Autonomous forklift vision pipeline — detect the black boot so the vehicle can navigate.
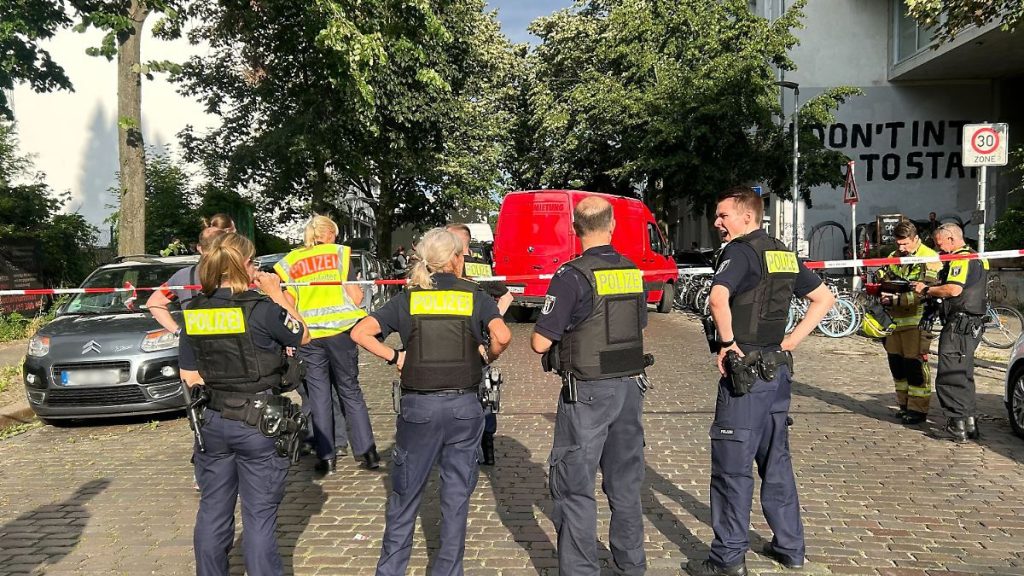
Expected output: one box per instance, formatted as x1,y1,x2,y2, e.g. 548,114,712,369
361,444,381,470
895,405,908,420
481,433,495,466
901,411,927,425
315,456,337,475
944,418,968,443
685,558,747,576
965,416,980,440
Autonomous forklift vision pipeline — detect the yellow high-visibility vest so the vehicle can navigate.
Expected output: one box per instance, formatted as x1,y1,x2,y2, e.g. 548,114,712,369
274,244,367,339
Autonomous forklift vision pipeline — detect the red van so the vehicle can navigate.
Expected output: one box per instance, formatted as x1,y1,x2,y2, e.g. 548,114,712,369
492,190,678,321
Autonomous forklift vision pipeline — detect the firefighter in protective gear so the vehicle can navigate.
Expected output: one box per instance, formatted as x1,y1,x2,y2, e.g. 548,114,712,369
875,220,941,425
178,233,310,576
350,228,511,576
275,215,378,473
531,196,649,576
913,223,988,443
685,187,835,576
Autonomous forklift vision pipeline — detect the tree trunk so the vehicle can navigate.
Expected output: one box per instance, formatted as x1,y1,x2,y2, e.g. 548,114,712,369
375,179,395,261
116,0,149,256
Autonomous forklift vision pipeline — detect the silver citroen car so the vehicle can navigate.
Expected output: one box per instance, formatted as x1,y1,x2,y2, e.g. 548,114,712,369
22,255,197,423
1006,332,1024,439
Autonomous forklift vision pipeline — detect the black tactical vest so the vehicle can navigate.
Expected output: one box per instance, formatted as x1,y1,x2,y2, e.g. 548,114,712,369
401,278,483,391
941,247,989,317
726,232,798,347
558,252,646,380
183,292,285,395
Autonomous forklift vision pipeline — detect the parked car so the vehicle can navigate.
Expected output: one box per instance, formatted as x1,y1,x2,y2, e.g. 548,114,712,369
22,255,198,423
674,249,716,271
1005,333,1024,438
493,190,678,321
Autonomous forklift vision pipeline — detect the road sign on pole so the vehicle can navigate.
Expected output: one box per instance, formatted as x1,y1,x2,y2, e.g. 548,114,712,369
843,161,859,205
963,123,1009,167
963,123,1009,252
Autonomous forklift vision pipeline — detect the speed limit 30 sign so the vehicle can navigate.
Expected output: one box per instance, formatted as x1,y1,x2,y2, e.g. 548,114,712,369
963,123,1009,167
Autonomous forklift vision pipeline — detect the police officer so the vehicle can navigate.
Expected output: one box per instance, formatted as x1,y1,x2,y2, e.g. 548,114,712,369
530,196,648,576
912,223,987,442
146,226,226,333
447,223,513,465
350,228,511,576
275,215,379,473
686,186,834,576
875,221,941,425
178,232,310,576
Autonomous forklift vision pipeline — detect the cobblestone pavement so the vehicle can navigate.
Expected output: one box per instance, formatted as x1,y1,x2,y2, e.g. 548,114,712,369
2,312,1023,576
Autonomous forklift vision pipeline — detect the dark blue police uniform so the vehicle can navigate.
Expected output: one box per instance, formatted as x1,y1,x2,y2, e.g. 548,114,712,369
465,254,510,464
705,230,820,570
535,245,648,576
179,288,304,576
370,273,501,576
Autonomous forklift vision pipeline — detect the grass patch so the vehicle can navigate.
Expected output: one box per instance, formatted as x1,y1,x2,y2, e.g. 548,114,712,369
0,420,41,441
0,365,20,395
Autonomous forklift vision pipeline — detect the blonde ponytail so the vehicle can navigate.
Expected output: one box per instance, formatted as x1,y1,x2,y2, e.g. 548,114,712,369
304,215,339,248
407,228,464,289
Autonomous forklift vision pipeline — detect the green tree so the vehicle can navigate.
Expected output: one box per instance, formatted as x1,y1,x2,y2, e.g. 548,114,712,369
176,0,519,256
0,0,74,118
144,152,200,254
0,122,98,286
905,0,1024,43
523,0,859,224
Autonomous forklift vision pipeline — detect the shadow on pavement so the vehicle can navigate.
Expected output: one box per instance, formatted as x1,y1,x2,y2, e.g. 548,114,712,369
0,478,111,575
791,379,1024,463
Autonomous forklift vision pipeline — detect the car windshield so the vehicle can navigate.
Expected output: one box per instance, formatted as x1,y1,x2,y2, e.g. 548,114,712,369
62,264,191,315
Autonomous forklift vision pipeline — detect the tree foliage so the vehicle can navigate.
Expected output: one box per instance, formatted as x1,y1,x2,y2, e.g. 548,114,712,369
519,0,860,221
176,0,521,256
906,0,1024,43
0,0,74,119
0,122,98,286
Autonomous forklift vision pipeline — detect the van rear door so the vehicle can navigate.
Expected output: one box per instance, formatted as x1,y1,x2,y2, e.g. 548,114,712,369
493,191,574,302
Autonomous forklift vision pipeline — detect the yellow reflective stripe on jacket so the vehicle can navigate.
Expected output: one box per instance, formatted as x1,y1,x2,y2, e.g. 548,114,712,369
594,269,643,295
276,243,365,337
464,262,492,278
410,291,474,316
765,251,798,274
183,308,246,335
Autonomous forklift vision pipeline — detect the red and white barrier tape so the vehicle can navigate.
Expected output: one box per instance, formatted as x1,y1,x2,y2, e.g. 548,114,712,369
2,248,1022,297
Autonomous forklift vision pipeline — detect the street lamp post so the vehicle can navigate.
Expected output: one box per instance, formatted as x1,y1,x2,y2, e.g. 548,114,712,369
775,80,800,254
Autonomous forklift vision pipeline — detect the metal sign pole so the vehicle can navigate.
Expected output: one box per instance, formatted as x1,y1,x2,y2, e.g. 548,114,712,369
978,164,987,252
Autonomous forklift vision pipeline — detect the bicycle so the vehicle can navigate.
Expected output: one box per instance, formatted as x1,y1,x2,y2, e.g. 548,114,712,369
981,303,1024,349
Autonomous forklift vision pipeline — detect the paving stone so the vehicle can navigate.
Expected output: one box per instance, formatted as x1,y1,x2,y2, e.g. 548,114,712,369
2,314,1024,574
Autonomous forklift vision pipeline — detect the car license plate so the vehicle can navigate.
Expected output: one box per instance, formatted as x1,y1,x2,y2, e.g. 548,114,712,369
507,286,525,294
61,369,120,386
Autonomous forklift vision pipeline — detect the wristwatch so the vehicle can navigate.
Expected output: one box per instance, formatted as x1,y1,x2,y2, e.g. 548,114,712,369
718,338,735,348
386,349,400,365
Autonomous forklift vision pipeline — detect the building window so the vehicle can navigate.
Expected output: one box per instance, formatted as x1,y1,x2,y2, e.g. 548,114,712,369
894,0,935,62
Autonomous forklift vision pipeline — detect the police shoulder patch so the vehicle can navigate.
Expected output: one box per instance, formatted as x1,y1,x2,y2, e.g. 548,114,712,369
282,312,302,334
715,259,731,275
541,295,557,315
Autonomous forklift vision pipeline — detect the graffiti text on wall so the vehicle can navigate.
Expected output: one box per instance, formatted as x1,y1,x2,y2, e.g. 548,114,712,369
811,120,978,182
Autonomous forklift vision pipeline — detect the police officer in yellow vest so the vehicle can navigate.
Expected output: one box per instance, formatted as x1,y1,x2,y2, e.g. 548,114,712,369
531,196,650,576
351,228,511,575
179,233,310,576
275,215,378,473
875,221,942,425
447,223,513,465
913,223,988,442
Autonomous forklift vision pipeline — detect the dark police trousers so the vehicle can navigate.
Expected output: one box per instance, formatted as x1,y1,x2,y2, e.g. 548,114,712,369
299,331,375,459
709,364,803,567
376,391,484,576
194,410,290,576
935,322,983,418
549,376,646,576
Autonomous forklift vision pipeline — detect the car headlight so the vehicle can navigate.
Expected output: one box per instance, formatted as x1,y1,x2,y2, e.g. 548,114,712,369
28,335,50,357
141,329,178,352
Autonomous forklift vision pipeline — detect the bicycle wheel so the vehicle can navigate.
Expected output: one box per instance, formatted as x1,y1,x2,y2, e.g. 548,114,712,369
786,299,803,334
817,299,855,338
982,305,1024,349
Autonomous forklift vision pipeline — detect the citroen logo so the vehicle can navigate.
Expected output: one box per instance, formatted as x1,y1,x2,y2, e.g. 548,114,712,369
82,340,101,355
